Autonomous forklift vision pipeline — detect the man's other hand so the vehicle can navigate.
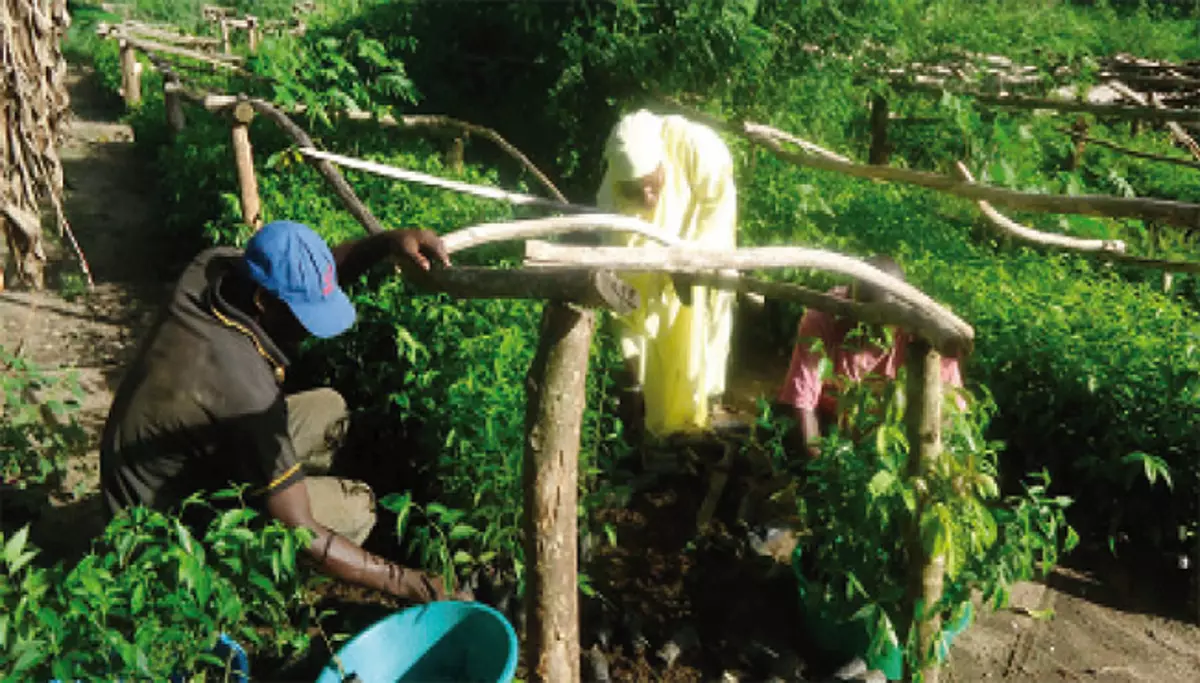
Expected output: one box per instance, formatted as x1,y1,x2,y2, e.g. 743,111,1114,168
389,229,451,273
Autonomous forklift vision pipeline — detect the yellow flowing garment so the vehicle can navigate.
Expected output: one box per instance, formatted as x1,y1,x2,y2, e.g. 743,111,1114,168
597,114,737,437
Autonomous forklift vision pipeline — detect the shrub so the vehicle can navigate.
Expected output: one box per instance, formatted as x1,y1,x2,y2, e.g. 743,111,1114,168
0,494,313,680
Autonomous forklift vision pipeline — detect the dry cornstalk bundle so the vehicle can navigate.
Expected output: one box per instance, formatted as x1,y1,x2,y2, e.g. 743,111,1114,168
1,0,71,289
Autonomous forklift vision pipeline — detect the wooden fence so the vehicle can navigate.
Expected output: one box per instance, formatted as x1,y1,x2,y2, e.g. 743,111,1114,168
99,17,1200,681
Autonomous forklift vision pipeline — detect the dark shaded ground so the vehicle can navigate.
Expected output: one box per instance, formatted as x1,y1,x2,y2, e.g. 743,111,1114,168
583,474,820,682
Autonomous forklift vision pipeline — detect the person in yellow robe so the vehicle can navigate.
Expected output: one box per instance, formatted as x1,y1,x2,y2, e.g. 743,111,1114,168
597,109,738,439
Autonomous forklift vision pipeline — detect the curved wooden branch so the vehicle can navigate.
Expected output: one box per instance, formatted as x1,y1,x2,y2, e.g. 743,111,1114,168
653,98,1200,230
393,115,568,203
953,162,1127,253
524,242,974,355
1054,126,1200,171
672,271,964,357
421,267,640,314
245,101,388,235
743,124,1200,230
441,215,682,255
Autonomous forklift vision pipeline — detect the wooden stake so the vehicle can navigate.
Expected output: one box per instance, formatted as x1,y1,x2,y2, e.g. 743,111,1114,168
446,135,465,173
164,78,186,136
904,339,945,683
230,100,262,229
119,40,141,107
1069,117,1089,171
523,302,592,683
220,18,231,55
869,93,890,165
246,15,259,53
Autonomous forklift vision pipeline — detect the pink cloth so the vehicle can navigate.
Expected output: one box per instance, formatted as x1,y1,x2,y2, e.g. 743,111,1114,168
778,287,965,415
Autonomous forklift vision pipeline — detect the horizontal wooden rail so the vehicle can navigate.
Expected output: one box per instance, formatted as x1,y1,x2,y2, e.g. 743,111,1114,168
653,100,1200,231
524,241,974,356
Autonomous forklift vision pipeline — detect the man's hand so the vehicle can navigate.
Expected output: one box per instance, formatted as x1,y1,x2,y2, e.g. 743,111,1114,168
384,565,476,602
388,229,451,273
386,565,448,602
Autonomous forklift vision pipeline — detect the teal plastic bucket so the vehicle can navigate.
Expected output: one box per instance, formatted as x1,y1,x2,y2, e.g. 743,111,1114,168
315,601,518,683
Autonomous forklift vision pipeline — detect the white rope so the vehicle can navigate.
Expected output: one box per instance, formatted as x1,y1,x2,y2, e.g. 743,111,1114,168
297,146,683,250
299,147,593,213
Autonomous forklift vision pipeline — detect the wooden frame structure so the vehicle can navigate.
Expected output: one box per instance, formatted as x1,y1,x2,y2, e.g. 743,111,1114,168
103,19,1200,680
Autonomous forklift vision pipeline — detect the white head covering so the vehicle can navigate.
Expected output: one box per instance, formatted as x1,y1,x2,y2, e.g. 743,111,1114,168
604,109,665,182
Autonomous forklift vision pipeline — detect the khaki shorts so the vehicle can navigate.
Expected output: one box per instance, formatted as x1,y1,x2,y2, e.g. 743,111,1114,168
285,388,376,546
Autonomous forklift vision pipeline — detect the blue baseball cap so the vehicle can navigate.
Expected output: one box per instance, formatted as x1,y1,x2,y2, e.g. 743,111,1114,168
243,221,356,339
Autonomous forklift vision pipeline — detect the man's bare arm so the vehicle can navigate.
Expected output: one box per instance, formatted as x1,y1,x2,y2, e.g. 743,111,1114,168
330,229,451,286
266,481,446,602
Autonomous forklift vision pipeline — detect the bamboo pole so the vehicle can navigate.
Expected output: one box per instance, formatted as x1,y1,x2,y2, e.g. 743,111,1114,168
904,339,945,683
119,39,141,107
230,100,262,230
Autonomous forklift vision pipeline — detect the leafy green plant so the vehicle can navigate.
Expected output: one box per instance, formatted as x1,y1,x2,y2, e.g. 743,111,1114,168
0,346,86,488
0,489,315,680
81,0,1200,625
768,376,1076,674
249,29,419,128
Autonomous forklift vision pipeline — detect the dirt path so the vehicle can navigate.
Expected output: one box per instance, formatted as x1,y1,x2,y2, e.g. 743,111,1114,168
948,557,1200,682
0,64,169,558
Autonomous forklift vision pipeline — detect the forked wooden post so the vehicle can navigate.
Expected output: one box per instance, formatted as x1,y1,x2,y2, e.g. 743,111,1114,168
229,99,262,229
904,339,946,683
522,303,592,683
119,40,141,107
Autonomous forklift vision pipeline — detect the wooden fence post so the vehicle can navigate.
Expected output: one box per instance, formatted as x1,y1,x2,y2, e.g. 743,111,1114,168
220,18,231,54
119,40,141,107
163,77,186,136
1069,117,1089,171
904,339,945,683
869,93,890,165
522,302,593,683
230,99,262,229
246,15,259,52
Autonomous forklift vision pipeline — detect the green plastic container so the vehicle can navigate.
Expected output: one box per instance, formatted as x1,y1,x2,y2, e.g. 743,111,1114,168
793,548,974,680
